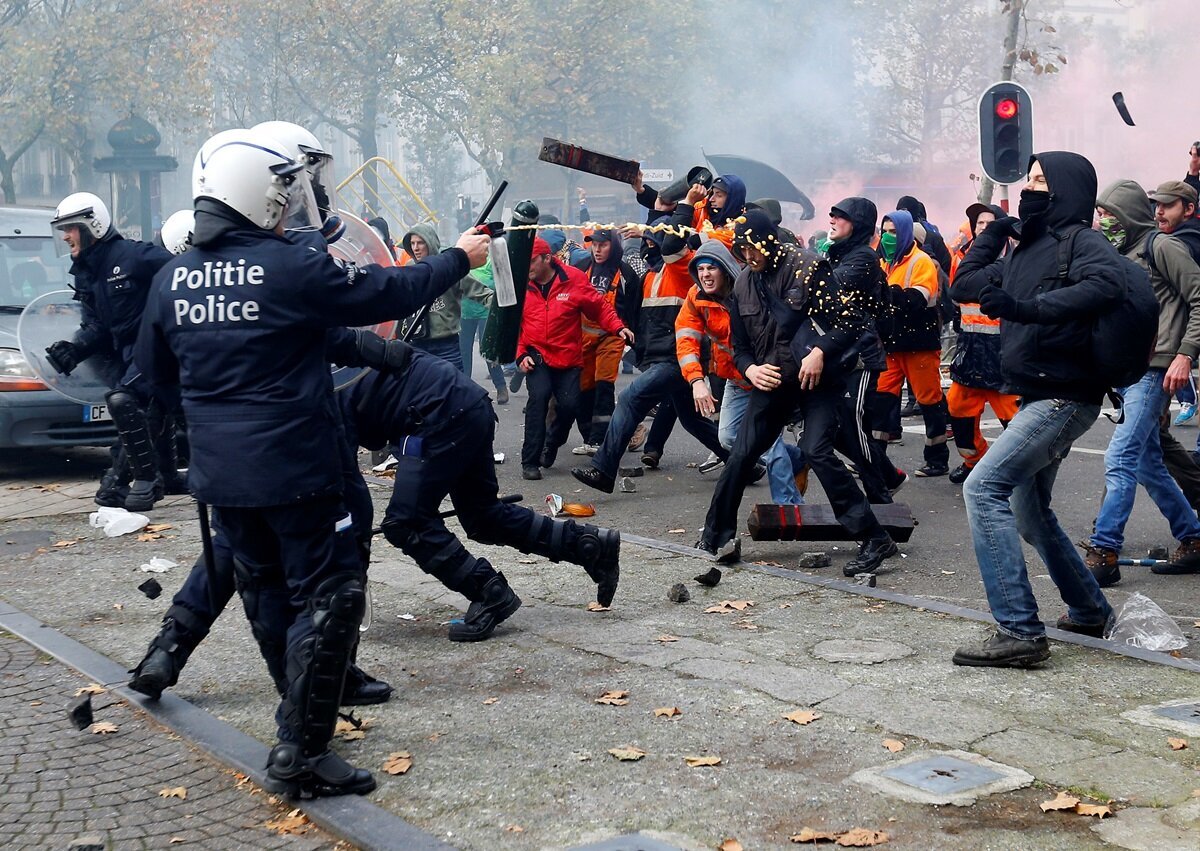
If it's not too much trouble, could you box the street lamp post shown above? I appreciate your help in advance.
[93,113,178,241]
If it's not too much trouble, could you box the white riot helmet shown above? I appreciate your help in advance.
[251,120,336,235]
[191,128,316,231]
[160,209,195,255]
[51,192,112,240]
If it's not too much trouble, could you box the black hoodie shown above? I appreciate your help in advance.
[953,151,1124,403]
[826,197,886,371]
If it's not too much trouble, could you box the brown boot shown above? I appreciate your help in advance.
[1081,544,1120,588]
[1162,538,1200,575]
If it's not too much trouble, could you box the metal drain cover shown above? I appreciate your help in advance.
[851,749,1033,806]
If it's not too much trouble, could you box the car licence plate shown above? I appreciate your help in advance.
[83,404,112,423]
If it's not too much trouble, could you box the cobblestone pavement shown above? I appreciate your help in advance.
[0,629,339,850]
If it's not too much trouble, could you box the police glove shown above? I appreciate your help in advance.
[354,329,413,374]
[978,285,1037,322]
[45,340,80,375]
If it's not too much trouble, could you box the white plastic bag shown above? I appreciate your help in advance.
[1106,592,1188,652]
[88,506,150,538]
[139,557,177,574]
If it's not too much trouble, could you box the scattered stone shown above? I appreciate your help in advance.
[618,466,644,478]
[1148,544,1170,560]
[137,578,163,600]
[619,477,637,493]
[668,583,691,603]
[854,572,878,587]
[796,552,831,568]
[68,836,106,851]
[67,695,94,731]
[694,567,722,587]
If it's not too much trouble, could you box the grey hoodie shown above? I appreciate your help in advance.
[1098,179,1200,365]
[400,222,493,342]
[687,240,741,292]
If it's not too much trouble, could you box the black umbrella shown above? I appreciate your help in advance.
[702,151,815,220]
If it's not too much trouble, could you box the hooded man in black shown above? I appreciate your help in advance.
[696,210,898,576]
[896,195,952,274]
[950,151,1122,668]
[827,197,904,502]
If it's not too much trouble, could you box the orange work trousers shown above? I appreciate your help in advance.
[946,382,1020,466]
[878,350,944,404]
[580,332,624,392]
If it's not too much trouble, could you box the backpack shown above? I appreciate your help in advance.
[1057,225,1158,390]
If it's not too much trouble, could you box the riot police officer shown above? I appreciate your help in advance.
[135,127,490,798]
[46,192,174,510]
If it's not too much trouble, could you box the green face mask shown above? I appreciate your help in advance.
[880,231,898,261]
[815,237,832,256]
[1098,214,1126,249]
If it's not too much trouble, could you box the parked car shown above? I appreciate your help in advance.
[0,205,117,448]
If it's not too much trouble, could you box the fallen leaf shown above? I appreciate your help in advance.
[1168,737,1188,751]
[881,739,904,753]
[90,722,118,734]
[656,634,679,643]
[145,523,173,532]
[940,569,956,575]
[52,540,77,548]
[382,751,412,775]
[29,700,43,707]
[653,706,681,718]
[783,709,822,726]
[505,824,525,833]
[685,755,721,767]
[265,808,310,834]
[718,840,744,851]
[596,690,629,706]
[1040,791,1081,812]
[734,620,759,630]
[779,602,793,609]
[75,683,106,696]
[586,601,611,612]
[1193,620,1200,629]
[704,600,756,614]
[1074,803,1112,818]
[112,603,123,611]
[334,716,372,741]
[158,786,187,800]
[482,697,499,705]
[169,838,185,844]
[607,745,646,761]
[666,528,686,534]
[835,828,889,846]
[517,558,537,564]
[136,533,163,542]
[791,827,839,842]
[751,560,782,567]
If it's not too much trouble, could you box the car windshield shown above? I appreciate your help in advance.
[0,236,72,307]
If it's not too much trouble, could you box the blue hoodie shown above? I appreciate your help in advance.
[881,209,914,268]
[709,174,747,226]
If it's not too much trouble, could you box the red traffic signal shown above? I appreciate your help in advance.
[995,98,1018,120]
[979,82,1034,185]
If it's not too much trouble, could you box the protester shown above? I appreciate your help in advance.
[950,152,1121,668]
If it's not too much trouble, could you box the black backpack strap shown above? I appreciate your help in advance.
[1141,231,1161,277]
[1054,224,1088,282]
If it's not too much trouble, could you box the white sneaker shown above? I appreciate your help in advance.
[572,444,599,456]
[699,452,724,474]
[371,455,398,472]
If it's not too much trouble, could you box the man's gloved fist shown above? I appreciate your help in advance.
[978,285,1036,322]
[985,216,1021,242]
[45,340,79,375]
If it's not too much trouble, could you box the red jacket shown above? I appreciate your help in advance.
[517,259,625,369]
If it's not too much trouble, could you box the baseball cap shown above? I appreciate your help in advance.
[1149,180,1199,206]
[584,229,613,243]
[531,237,552,256]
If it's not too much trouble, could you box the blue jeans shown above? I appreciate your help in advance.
[963,398,1112,639]
[415,335,463,372]
[719,382,804,504]
[591,362,725,477]
[1092,369,1200,551]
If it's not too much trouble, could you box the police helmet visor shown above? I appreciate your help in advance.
[300,146,334,208]
[51,221,93,258]
[278,165,322,234]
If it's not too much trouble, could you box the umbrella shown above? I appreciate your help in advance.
[702,151,815,220]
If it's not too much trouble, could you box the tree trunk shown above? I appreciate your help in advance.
[359,92,380,199]
[0,151,15,204]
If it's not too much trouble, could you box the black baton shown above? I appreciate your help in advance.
[195,501,218,616]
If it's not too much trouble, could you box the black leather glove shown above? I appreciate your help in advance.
[45,340,80,375]
[354,329,413,374]
[985,216,1020,242]
[978,285,1037,321]
[686,233,703,251]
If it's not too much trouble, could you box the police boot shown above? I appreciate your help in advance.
[106,387,161,512]
[272,572,374,798]
[448,570,522,642]
[95,445,131,507]
[265,743,375,799]
[128,605,209,699]
[340,639,394,705]
[524,515,621,607]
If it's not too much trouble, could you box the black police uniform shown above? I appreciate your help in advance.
[343,341,621,640]
[53,231,173,507]
[135,214,472,798]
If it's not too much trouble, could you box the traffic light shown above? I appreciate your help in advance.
[978,81,1033,185]
[455,194,477,231]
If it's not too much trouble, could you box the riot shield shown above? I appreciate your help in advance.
[17,290,111,405]
[325,210,398,390]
